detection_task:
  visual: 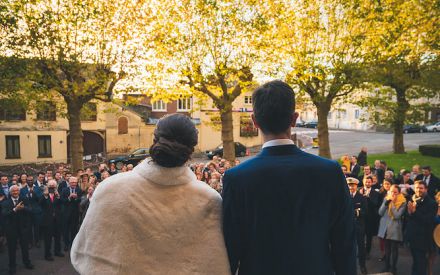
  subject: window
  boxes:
[240,116,258,137]
[177,97,192,112]
[244,96,252,105]
[6,136,20,159]
[118,117,128,134]
[80,103,97,121]
[0,99,26,121]
[36,101,56,121]
[339,110,347,119]
[152,100,167,111]
[38,135,52,157]
[355,109,360,119]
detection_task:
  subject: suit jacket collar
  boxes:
[259,144,302,157]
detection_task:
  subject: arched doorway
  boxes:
[67,131,105,158]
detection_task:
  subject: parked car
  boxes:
[403,124,428,134]
[108,148,150,169]
[426,122,440,132]
[295,120,305,127]
[206,142,247,159]
[304,121,318,129]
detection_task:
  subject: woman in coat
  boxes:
[378,184,406,274]
[71,114,230,275]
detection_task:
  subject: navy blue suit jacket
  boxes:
[222,145,356,275]
[20,184,43,214]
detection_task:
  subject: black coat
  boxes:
[415,174,440,199]
[40,195,63,227]
[374,168,385,186]
[222,145,356,275]
[357,151,367,166]
[57,180,68,194]
[61,186,82,218]
[1,196,32,236]
[405,195,437,250]
[350,164,361,178]
[360,187,380,236]
[351,192,367,227]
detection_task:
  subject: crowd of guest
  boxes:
[0,163,125,274]
[341,148,440,275]
[189,156,240,194]
[1,147,439,274]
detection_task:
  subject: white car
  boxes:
[426,122,440,132]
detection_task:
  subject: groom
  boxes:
[222,80,356,275]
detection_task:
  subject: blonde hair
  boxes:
[435,191,440,204]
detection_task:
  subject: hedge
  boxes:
[419,144,440,158]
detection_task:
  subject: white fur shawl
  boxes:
[71,159,230,275]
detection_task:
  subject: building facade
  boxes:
[0,92,263,166]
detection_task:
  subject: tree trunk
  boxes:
[67,102,84,172]
[220,107,235,162]
[393,89,410,154]
[317,104,332,159]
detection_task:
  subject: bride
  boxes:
[71,114,230,274]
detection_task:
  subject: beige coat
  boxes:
[71,159,230,275]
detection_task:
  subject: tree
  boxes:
[1,0,140,171]
[355,0,440,153]
[141,0,262,162]
[266,0,367,159]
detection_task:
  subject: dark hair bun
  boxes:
[149,114,198,168]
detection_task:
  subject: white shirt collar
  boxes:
[262,139,294,149]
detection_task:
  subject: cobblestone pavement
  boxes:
[0,237,439,274]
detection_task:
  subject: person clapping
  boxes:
[40,180,64,261]
[378,184,406,274]
[405,180,437,275]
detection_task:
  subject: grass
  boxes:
[367,150,440,175]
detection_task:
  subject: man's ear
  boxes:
[291,112,299,127]
[251,114,260,129]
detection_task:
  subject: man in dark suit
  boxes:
[350,156,361,178]
[2,185,34,274]
[1,175,12,198]
[34,171,46,189]
[360,176,380,259]
[20,179,43,248]
[347,177,368,274]
[222,80,356,275]
[61,176,82,251]
[415,166,440,199]
[406,180,437,275]
[40,179,64,261]
[0,189,6,252]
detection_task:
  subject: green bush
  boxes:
[419,145,440,158]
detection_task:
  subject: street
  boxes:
[0,237,439,274]
[194,129,440,162]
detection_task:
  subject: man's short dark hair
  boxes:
[252,80,295,134]
[422,166,431,171]
[38,171,45,176]
[415,180,428,187]
[365,176,373,181]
